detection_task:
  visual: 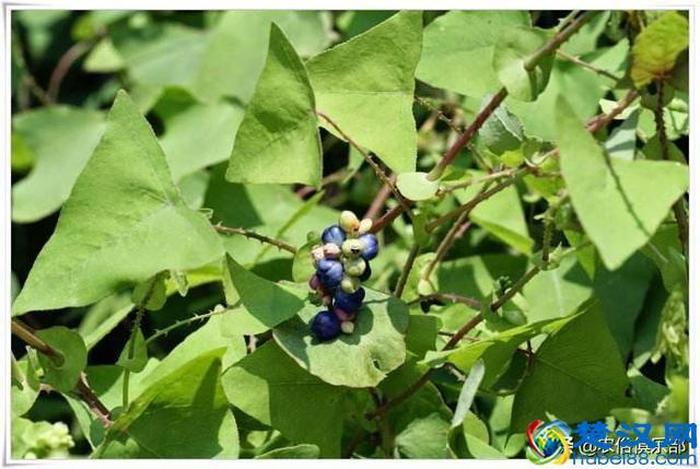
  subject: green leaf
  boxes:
[453,171,533,254]
[11,107,105,223]
[509,40,629,141]
[224,255,317,331]
[604,109,639,161]
[226,24,321,186]
[110,21,206,88]
[560,11,610,56]
[451,359,485,428]
[522,255,592,322]
[256,444,321,459]
[631,12,689,88]
[192,11,333,103]
[593,253,655,357]
[397,172,439,201]
[480,102,524,155]
[396,413,452,458]
[206,164,338,266]
[11,357,40,418]
[511,303,631,429]
[12,91,223,316]
[116,328,148,373]
[292,239,316,283]
[556,96,688,270]
[417,11,531,98]
[307,11,422,173]
[83,38,125,73]
[139,312,247,389]
[98,352,239,458]
[156,90,244,182]
[423,313,576,387]
[493,26,553,101]
[222,342,345,457]
[36,326,88,392]
[273,287,409,387]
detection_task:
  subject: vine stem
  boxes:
[408,292,482,310]
[426,173,523,232]
[393,243,420,298]
[317,112,412,218]
[653,81,688,257]
[47,38,97,102]
[366,262,546,420]
[213,223,297,254]
[556,50,623,82]
[145,307,228,345]
[364,174,396,220]
[11,320,112,426]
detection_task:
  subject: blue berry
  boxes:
[316,258,344,288]
[358,233,379,260]
[311,310,341,341]
[334,287,365,313]
[321,225,346,247]
[359,263,372,282]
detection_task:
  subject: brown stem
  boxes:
[408,292,482,310]
[585,89,639,133]
[11,320,112,427]
[368,263,545,420]
[317,112,411,217]
[213,224,297,254]
[369,204,405,233]
[426,173,522,232]
[365,174,396,220]
[524,11,597,71]
[556,50,623,82]
[423,210,472,281]
[428,88,508,180]
[47,40,92,103]
[653,81,688,257]
[393,243,420,298]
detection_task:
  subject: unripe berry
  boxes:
[339,210,360,234]
[334,287,365,312]
[334,307,357,322]
[311,311,341,341]
[358,233,379,260]
[321,225,346,247]
[341,239,364,257]
[341,321,355,334]
[344,257,367,277]
[316,258,343,288]
[341,275,361,293]
[358,218,373,235]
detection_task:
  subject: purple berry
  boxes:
[334,307,357,322]
[309,275,321,290]
[321,225,346,247]
[358,233,379,260]
[311,311,341,341]
[359,263,372,282]
[316,258,343,288]
[334,287,365,313]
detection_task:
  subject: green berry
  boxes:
[341,239,364,257]
[344,257,367,277]
[340,275,360,293]
[340,321,355,334]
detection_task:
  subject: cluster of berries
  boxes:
[309,211,378,341]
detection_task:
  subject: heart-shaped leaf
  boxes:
[36,327,87,393]
[307,11,422,173]
[226,23,321,186]
[273,287,409,387]
[12,91,223,316]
